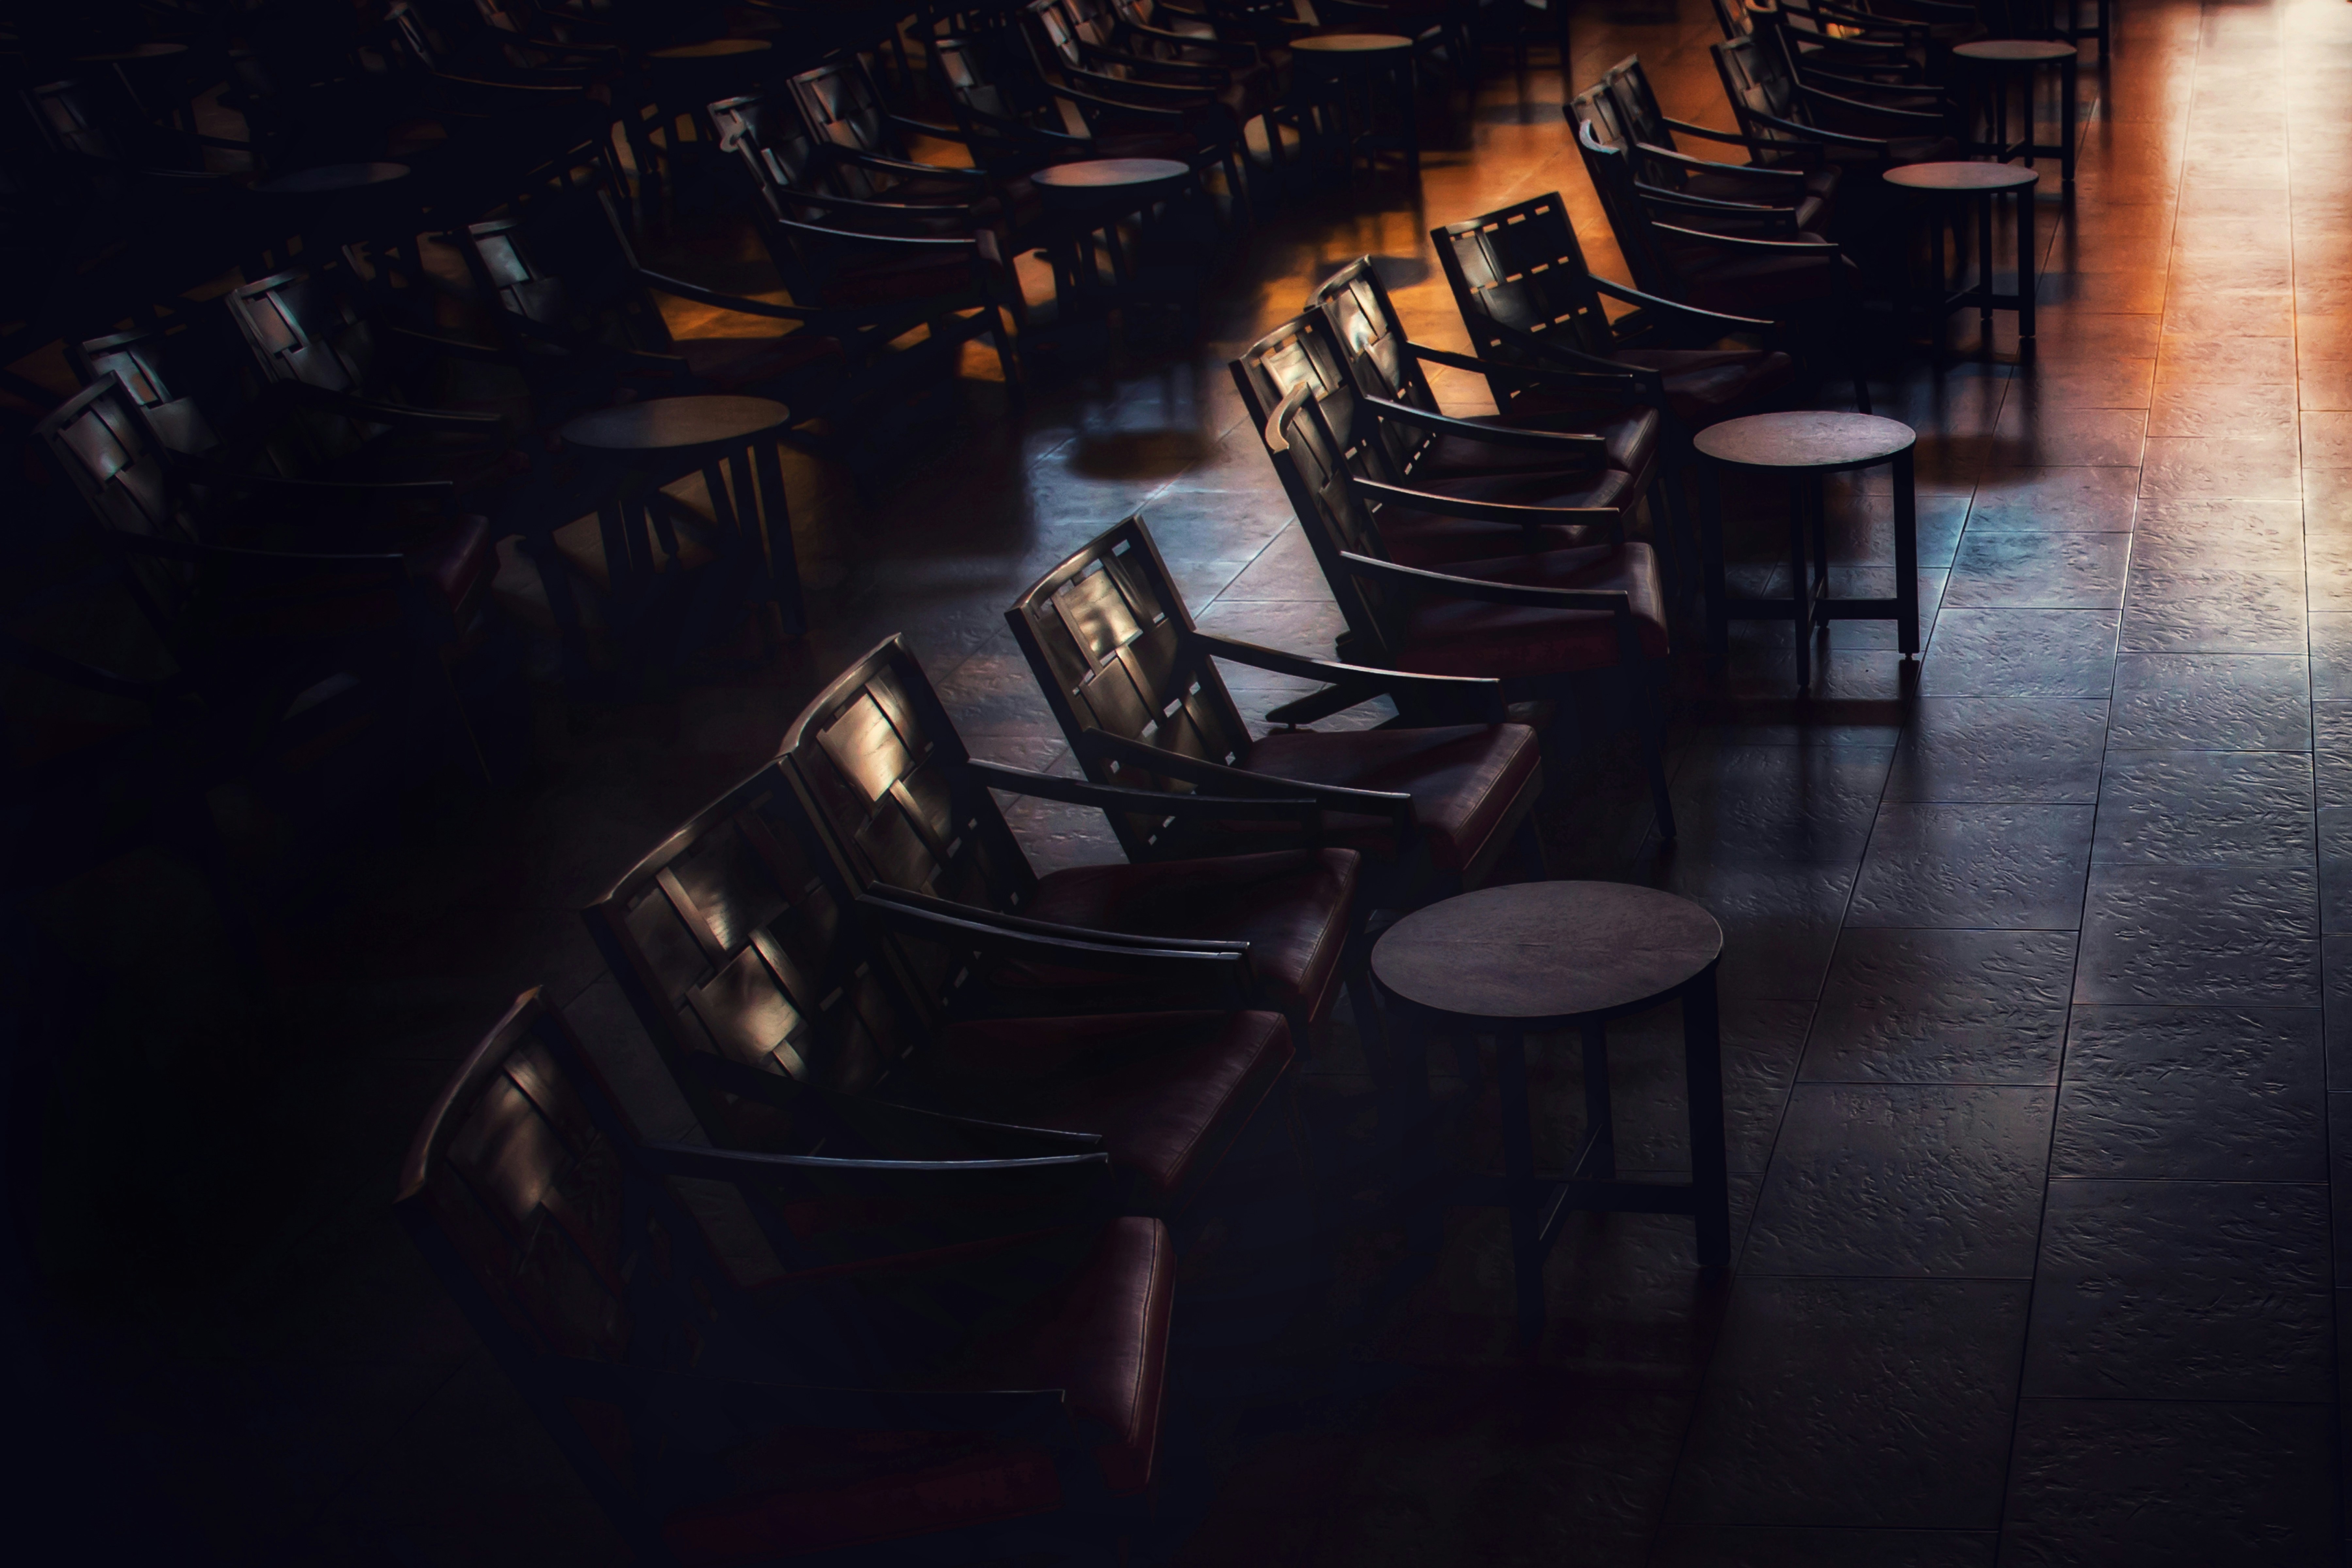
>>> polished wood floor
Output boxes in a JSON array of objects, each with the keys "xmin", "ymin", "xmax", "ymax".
[{"xmin": 35, "ymin": 0, "xmax": 2352, "ymax": 1560}]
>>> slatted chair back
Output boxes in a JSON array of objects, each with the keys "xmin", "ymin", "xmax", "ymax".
[
  {"xmin": 931, "ymin": 28, "xmax": 1075, "ymax": 156},
  {"xmin": 465, "ymin": 185, "xmax": 675, "ymax": 365},
  {"xmin": 1228, "ymin": 308, "xmax": 1376, "ymax": 489},
  {"xmin": 584, "ymin": 762, "xmax": 933, "ymax": 1150},
  {"xmin": 34, "ymin": 380, "xmax": 210, "ymax": 635},
  {"xmin": 1430, "ymin": 193, "xmax": 1618, "ymax": 406},
  {"xmin": 1245, "ymin": 375, "xmax": 1407, "ymax": 664},
  {"xmin": 71, "ymin": 318, "xmax": 243, "ymax": 457},
  {"xmin": 1712, "ymin": 32, "xmax": 1811, "ymax": 147},
  {"xmin": 1599, "ymin": 55, "xmax": 1714, "ymax": 194},
  {"xmin": 1024, "ymin": 0, "xmax": 1096, "ymax": 76},
  {"xmin": 709, "ymin": 89, "xmax": 832, "ymax": 197},
  {"xmin": 785, "ymin": 57, "xmax": 911, "ymax": 202},
  {"xmin": 224, "ymin": 265, "xmax": 394, "ymax": 468},
  {"xmin": 781, "ymin": 633, "xmax": 1042, "ymax": 919},
  {"xmin": 1710, "ymin": 0, "xmax": 1754, "ymax": 39},
  {"xmin": 1568, "ymin": 90, "xmax": 1681, "ymax": 297},
  {"xmin": 1306, "ymin": 256, "xmax": 1452, "ymax": 486},
  {"xmin": 1004, "ymin": 515, "xmax": 1258, "ymax": 859}
]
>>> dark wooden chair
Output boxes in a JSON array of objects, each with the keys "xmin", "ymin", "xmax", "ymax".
[
  {"xmin": 1569, "ymin": 79, "xmax": 1817, "ymax": 241},
  {"xmin": 1019, "ymin": 0, "xmax": 1255, "ymax": 209},
  {"xmin": 780, "ymin": 634, "xmax": 1364, "ymax": 1051},
  {"xmin": 1231, "ymin": 310, "xmax": 1636, "ymax": 571},
  {"xmin": 1306, "ymin": 254, "xmax": 1685, "ymax": 564},
  {"xmin": 1246, "ymin": 376, "xmax": 1678, "ymax": 836},
  {"xmin": 1007, "ymin": 514, "xmax": 1547, "ymax": 906},
  {"xmin": 1709, "ymin": 30, "xmax": 1957, "ymax": 175},
  {"xmin": 1572, "ymin": 95, "xmax": 1871, "ymax": 412},
  {"xmin": 785, "ymin": 55, "xmax": 1048, "ymax": 239},
  {"xmin": 584, "ymin": 760, "xmax": 1295, "ymax": 1221},
  {"xmin": 460, "ymin": 184, "xmax": 847, "ymax": 430},
  {"xmin": 399, "ymin": 988, "xmax": 1177, "ymax": 1567},
  {"xmin": 1599, "ymin": 55, "xmax": 1842, "ymax": 234},
  {"xmin": 1431, "ymin": 191, "xmax": 1798, "ymax": 437}
]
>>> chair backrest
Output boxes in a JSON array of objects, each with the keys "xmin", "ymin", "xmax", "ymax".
[
  {"xmin": 1004, "ymin": 515, "xmax": 1258, "ymax": 860},
  {"xmin": 710, "ymin": 88, "xmax": 831, "ymax": 197},
  {"xmin": 1567, "ymin": 91, "xmax": 1680, "ymax": 295},
  {"xmin": 780, "ymin": 634, "xmax": 1040, "ymax": 917},
  {"xmin": 584, "ymin": 761, "xmax": 935, "ymax": 1148},
  {"xmin": 1712, "ymin": 33, "xmax": 1807, "ymax": 144},
  {"xmin": 1603, "ymin": 55, "xmax": 1676, "ymax": 152},
  {"xmin": 224, "ymin": 265, "xmax": 394, "ymax": 469},
  {"xmin": 1711, "ymin": 0, "xmax": 1753, "ymax": 39},
  {"xmin": 1430, "ymin": 193, "xmax": 1617, "ymax": 394},
  {"xmin": 465, "ymin": 185, "xmax": 673, "ymax": 361},
  {"xmin": 1237, "ymin": 366, "xmax": 1405, "ymax": 662},
  {"xmin": 786, "ymin": 57, "xmax": 906, "ymax": 173},
  {"xmin": 932, "ymin": 30, "xmax": 1049, "ymax": 128},
  {"xmin": 34, "ymin": 380, "xmax": 206, "ymax": 633},
  {"xmin": 1306, "ymin": 256, "xmax": 1447, "ymax": 486},
  {"xmin": 1228, "ymin": 307, "xmax": 1373, "ymax": 489},
  {"xmin": 71, "ymin": 320, "xmax": 234, "ymax": 456},
  {"xmin": 1022, "ymin": 0, "xmax": 1097, "ymax": 78}
]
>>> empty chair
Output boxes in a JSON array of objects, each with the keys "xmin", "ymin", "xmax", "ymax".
[
  {"xmin": 399, "ymin": 988, "xmax": 1176, "ymax": 1566},
  {"xmin": 1248, "ymin": 377, "xmax": 1678, "ymax": 835},
  {"xmin": 583, "ymin": 760, "xmax": 1296, "ymax": 1221},
  {"xmin": 780, "ymin": 635, "xmax": 1364, "ymax": 1049},
  {"xmin": 1007, "ymin": 514, "xmax": 1548, "ymax": 905},
  {"xmin": 1710, "ymin": 31, "xmax": 1957, "ymax": 177},
  {"xmin": 1601, "ymin": 55, "xmax": 1841, "ymax": 234}
]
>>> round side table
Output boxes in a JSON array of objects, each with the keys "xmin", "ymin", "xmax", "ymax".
[
  {"xmin": 1372, "ymin": 881, "xmax": 1729, "ymax": 1339},
  {"xmin": 1033, "ymin": 158, "xmax": 1200, "ymax": 338},
  {"xmin": 1292, "ymin": 33, "xmax": 1419, "ymax": 177},
  {"xmin": 253, "ymin": 161, "xmax": 418, "ymax": 279},
  {"xmin": 1692, "ymin": 411, "xmax": 1920, "ymax": 690},
  {"xmin": 1953, "ymin": 39, "xmax": 2079, "ymax": 188},
  {"xmin": 1885, "ymin": 161, "xmax": 2040, "ymax": 354},
  {"xmin": 556, "ymin": 395, "xmax": 804, "ymax": 672}
]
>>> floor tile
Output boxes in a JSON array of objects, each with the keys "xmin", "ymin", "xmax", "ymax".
[
  {"xmin": 1662, "ymin": 746, "xmax": 1895, "ymax": 865},
  {"xmin": 1651, "ymin": 1528, "xmax": 1996, "ymax": 1568},
  {"xmin": 1848, "ymin": 804, "xmax": 2094, "ymax": 929},
  {"xmin": 1942, "ymin": 531, "xmax": 2130, "ymax": 609},
  {"xmin": 2050, "ymin": 1007, "xmax": 2327, "ymax": 1181},
  {"xmin": 1882, "ymin": 699, "xmax": 2109, "ymax": 804},
  {"xmin": 2000, "ymin": 1400, "xmax": 2335, "ymax": 1564},
  {"xmin": 2130, "ymin": 498, "xmax": 2304, "ymax": 573},
  {"xmin": 1743, "ymin": 1084, "xmax": 2054, "ymax": 1278},
  {"xmin": 2107, "ymin": 653, "xmax": 2311, "ymax": 749},
  {"xmin": 1802, "ymin": 929, "xmax": 2076, "ymax": 1086},
  {"xmin": 1966, "ymin": 467, "xmax": 2141, "ymax": 531},
  {"xmin": 2088, "ymin": 749, "xmax": 2315, "ymax": 863},
  {"xmin": 1920, "ymin": 610, "xmax": 2119, "ymax": 698},
  {"xmin": 2118, "ymin": 566, "xmax": 2306, "ymax": 651},
  {"xmin": 2076, "ymin": 863, "xmax": 2321, "ymax": 1005},
  {"xmin": 1667, "ymin": 1277, "xmax": 2027, "ymax": 1529}
]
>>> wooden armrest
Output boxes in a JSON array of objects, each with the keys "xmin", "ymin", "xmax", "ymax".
[
  {"xmin": 1340, "ymin": 551, "xmax": 1634, "ymax": 613},
  {"xmin": 1361, "ymin": 395, "xmax": 1611, "ymax": 460},
  {"xmin": 1188, "ymin": 631, "xmax": 1508, "ymax": 719}
]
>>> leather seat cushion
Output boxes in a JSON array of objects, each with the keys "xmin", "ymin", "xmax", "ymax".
[
  {"xmin": 662, "ymin": 1217, "xmax": 1172, "ymax": 1565},
  {"xmin": 1374, "ymin": 467, "xmax": 1634, "ymax": 569},
  {"xmin": 1412, "ymin": 403, "xmax": 1659, "ymax": 481},
  {"xmin": 1674, "ymin": 236, "xmax": 1861, "ymax": 315},
  {"xmin": 1612, "ymin": 347, "xmax": 1797, "ymax": 425},
  {"xmin": 1394, "ymin": 541, "xmax": 1671, "ymax": 680},
  {"xmin": 900, "ymin": 1010, "xmax": 1293, "ymax": 1213},
  {"xmin": 1243, "ymin": 722, "xmax": 1541, "ymax": 873},
  {"xmin": 1021, "ymin": 848, "xmax": 1359, "ymax": 1025},
  {"xmin": 673, "ymin": 331, "xmax": 846, "ymax": 390}
]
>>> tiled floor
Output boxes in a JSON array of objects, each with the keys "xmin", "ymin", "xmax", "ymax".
[{"xmin": 28, "ymin": 0, "xmax": 2352, "ymax": 1560}]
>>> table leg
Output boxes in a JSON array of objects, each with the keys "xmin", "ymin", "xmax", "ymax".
[
  {"xmin": 1808, "ymin": 474, "xmax": 1829, "ymax": 612},
  {"xmin": 1702, "ymin": 461, "xmax": 1730, "ymax": 667},
  {"xmin": 1681, "ymin": 973, "xmax": 1731, "ymax": 1266},
  {"xmin": 1579, "ymin": 1018, "xmax": 1615, "ymax": 1180},
  {"xmin": 2017, "ymin": 185, "xmax": 2037, "ymax": 350},
  {"xmin": 1894, "ymin": 448, "xmax": 1920, "ymax": 657},
  {"xmin": 751, "ymin": 435, "xmax": 804, "ymax": 634},
  {"xmin": 1788, "ymin": 475, "xmax": 1812, "ymax": 690},
  {"xmin": 1977, "ymin": 189, "xmax": 1995, "ymax": 344},
  {"xmin": 2061, "ymin": 55, "xmax": 2078, "ymax": 187},
  {"xmin": 1494, "ymin": 1028, "xmax": 1545, "ymax": 1339}
]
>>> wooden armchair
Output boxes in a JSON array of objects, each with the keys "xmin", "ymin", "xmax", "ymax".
[
  {"xmin": 1007, "ymin": 514, "xmax": 1547, "ymax": 905},
  {"xmin": 584, "ymin": 760, "xmax": 1294, "ymax": 1222},
  {"xmin": 399, "ymin": 988, "xmax": 1175, "ymax": 1566},
  {"xmin": 1248, "ymin": 378, "xmax": 1678, "ymax": 837},
  {"xmin": 780, "ymin": 634, "xmax": 1365, "ymax": 1050}
]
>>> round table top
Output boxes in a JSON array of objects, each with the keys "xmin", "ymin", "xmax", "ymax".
[
  {"xmin": 1885, "ymin": 160, "xmax": 2041, "ymax": 192},
  {"xmin": 1034, "ymin": 157, "xmax": 1191, "ymax": 189},
  {"xmin": 1373, "ymin": 882, "xmax": 1723, "ymax": 1024},
  {"xmin": 1694, "ymin": 410, "xmax": 1918, "ymax": 470},
  {"xmin": 651, "ymin": 38, "xmax": 772, "ymax": 60},
  {"xmin": 257, "ymin": 162, "xmax": 411, "ymax": 197},
  {"xmin": 1295, "ymin": 31, "xmax": 1415, "ymax": 54},
  {"xmin": 562, "ymin": 395, "xmax": 791, "ymax": 452},
  {"xmin": 1954, "ymin": 38, "xmax": 2079, "ymax": 62}
]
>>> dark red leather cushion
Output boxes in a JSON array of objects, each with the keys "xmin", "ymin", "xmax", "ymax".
[
  {"xmin": 673, "ymin": 332, "xmax": 846, "ymax": 391},
  {"xmin": 1413, "ymin": 403, "xmax": 1659, "ymax": 482},
  {"xmin": 408, "ymin": 513, "xmax": 494, "ymax": 617},
  {"xmin": 1244, "ymin": 722, "xmax": 1541, "ymax": 873},
  {"xmin": 1393, "ymin": 541, "xmax": 1670, "ymax": 680},
  {"xmin": 662, "ymin": 1217, "xmax": 1173, "ymax": 1564},
  {"xmin": 1374, "ymin": 467, "xmax": 1636, "ymax": 568},
  {"xmin": 818, "ymin": 250, "xmax": 977, "ymax": 309},
  {"xmin": 1613, "ymin": 347, "xmax": 1797, "ymax": 425},
  {"xmin": 1674, "ymin": 234, "xmax": 1861, "ymax": 315},
  {"xmin": 897, "ymin": 1010, "xmax": 1293, "ymax": 1213},
  {"xmin": 1021, "ymin": 848, "xmax": 1358, "ymax": 1025}
]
